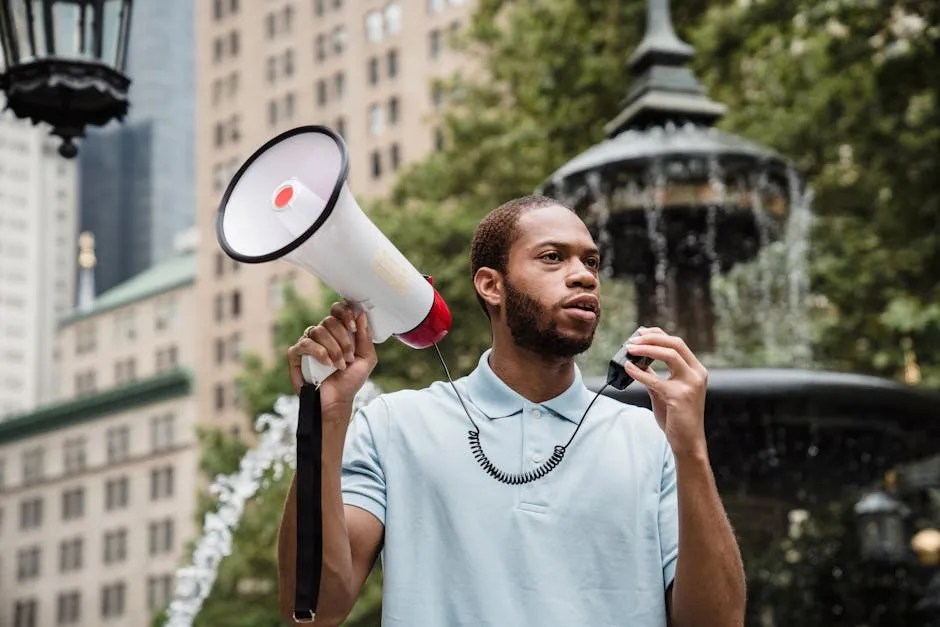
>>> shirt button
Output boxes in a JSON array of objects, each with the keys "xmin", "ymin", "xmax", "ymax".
[
  {"xmin": 532, "ymin": 453, "xmax": 543, "ymax": 463},
  {"xmin": 532, "ymin": 409, "xmax": 541, "ymax": 419}
]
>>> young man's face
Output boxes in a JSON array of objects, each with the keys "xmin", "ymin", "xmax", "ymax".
[{"xmin": 501, "ymin": 204, "xmax": 602, "ymax": 358}]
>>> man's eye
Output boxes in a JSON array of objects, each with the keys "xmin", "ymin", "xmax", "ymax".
[
  {"xmin": 586, "ymin": 257, "xmax": 600, "ymax": 268},
  {"xmin": 542, "ymin": 252, "xmax": 561, "ymax": 262}
]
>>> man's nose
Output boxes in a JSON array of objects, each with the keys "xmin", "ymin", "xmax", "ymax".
[{"xmin": 567, "ymin": 261, "xmax": 597, "ymax": 288}]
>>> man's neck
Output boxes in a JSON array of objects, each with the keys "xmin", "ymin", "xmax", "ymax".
[{"xmin": 487, "ymin": 340, "xmax": 576, "ymax": 404}]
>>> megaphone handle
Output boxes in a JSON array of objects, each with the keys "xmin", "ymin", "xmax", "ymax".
[{"xmin": 301, "ymin": 354, "xmax": 339, "ymax": 387}]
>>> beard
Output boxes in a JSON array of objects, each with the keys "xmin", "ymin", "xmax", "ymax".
[{"xmin": 503, "ymin": 278, "xmax": 599, "ymax": 359}]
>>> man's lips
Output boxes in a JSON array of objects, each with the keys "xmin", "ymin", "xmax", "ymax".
[{"xmin": 561, "ymin": 294, "xmax": 600, "ymax": 321}]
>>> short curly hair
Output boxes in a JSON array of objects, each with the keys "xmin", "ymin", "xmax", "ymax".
[{"xmin": 470, "ymin": 194, "xmax": 566, "ymax": 317}]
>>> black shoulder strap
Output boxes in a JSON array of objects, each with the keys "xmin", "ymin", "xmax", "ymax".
[{"xmin": 293, "ymin": 383, "xmax": 323, "ymax": 623}]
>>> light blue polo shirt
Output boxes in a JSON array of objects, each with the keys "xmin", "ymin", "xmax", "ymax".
[{"xmin": 342, "ymin": 349, "xmax": 679, "ymax": 627}]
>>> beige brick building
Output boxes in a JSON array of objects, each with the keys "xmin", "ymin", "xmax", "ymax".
[
  {"xmin": 0, "ymin": 254, "xmax": 198, "ymax": 627},
  {"xmin": 197, "ymin": 0, "xmax": 477, "ymax": 433}
]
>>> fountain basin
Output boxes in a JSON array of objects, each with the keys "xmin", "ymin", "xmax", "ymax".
[{"xmin": 591, "ymin": 369, "xmax": 940, "ymax": 548}]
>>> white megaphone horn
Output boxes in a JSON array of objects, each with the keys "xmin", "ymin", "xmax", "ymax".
[{"xmin": 216, "ymin": 125, "xmax": 452, "ymax": 387}]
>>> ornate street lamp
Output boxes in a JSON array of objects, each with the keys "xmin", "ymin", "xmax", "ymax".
[
  {"xmin": 0, "ymin": 0, "xmax": 134, "ymax": 158},
  {"xmin": 854, "ymin": 471, "xmax": 911, "ymax": 564}
]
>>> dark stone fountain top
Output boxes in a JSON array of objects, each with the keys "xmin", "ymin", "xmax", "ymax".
[
  {"xmin": 591, "ymin": 367, "xmax": 940, "ymax": 419},
  {"xmin": 539, "ymin": 123, "xmax": 791, "ymax": 195}
]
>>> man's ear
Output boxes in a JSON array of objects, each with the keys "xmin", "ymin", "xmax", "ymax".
[{"xmin": 473, "ymin": 268, "xmax": 503, "ymax": 312}]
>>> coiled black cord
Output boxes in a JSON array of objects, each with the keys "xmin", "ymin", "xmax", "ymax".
[{"xmin": 433, "ymin": 343, "xmax": 608, "ymax": 486}]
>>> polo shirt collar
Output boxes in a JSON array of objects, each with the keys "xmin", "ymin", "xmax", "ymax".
[{"xmin": 463, "ymin": 349, "xmax": 595, "ymax": 424}]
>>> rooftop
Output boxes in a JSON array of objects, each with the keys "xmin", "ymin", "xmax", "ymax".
[
  {"xmin": 0, "ymin": 369, "xmax": 193, "ymax": 445},
  {"xmin": 61, "ymin": 252, "xmax": 197, "ymax": 326}
]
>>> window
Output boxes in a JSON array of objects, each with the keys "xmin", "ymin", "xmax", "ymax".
[
  {"xmin": 268, "ymin": 99, "xmax": 278, "ymax": 126},
  {"xmin": 13, "ymin": 599, "xmax": 37, "ymax": 627},
  {"xmin": 391, "ymin": 143, "xmax": 401, "ymax": 170},
  {"xmin": 22, "ymin": 448, "xmax": 43, "ymax": 485},
  {"xmin": 314, "ymin": 0, "xmax": 324, "ymax": 16},
  {"xmin": 63, "ymin": 438, "xmax": 85, "ymax": 473},
  {"xmin": 105, "ymin": 477, "xmax": 129, "ymax": 511},
  {"xmin": 284, "ymin": 92, "xmax": 295, "ymax": 120},
  {"xmin": 387, "ymin": 49, "xmax": 398, "ymax": 78},
  {"xmin": 368, "ymin": 57, "xmax": 379, "ymax": 85},
  {"xmin": 149, "ymin": 518, "xmax": 175, "ymax": 555},
  {"xmin": 231, "ymin": 290, "xmax": 242, "ymax": 317},
  {"xmin": 388, "ymin": 96, "xmax": 400, "ymax": 124},
  {"xmin": 215, "ymin": 384, "xmax": 226, "ymax": 410},
  {"xmin": 265, "ymin": 13, "xmax": 276, "ymax": 38},
  {"xmin": 369, "ymin": 104, "xmax": 384, "ymax": 135},
  {"xmin": 434, "ymin": 127, "xmax": 445, "ymax": 151},
  {"xmin": 148, "ymin": 575, "xmax": 174, "ymax": 611},
  {"xmin": 429, "ymin": 29, "xmax": 442, "ymax": 58},
  {"xmin": 315, "ymin": 34, "xmax": 327, "ymax": 61},
  {"xmin": 62, "ymin": 488, "xmax": 85, "ymax": 521},
  {"xmin": 384, "ymin": 3, "xmax": 402, "ymax": 35},
  {"xmin": 371, "ymin": 151, "xmax": 382, "ymax": 179},
  {"xmin": 151, "ymin": 414, "xmax": 175, "ymax": 451},
  {"xmin": 215, "ymin": 294, "xmax": 225, "ymax": 321},
  {"xmin": 106, "ymin": 426, "xmax": 129, "ymax": 463},
  {"xmin": 332, "ymin": 26, "xmax": 346, "ymax": 53},
  {"xmin": 432, "ymin": 81, "xmax": 444, "ymax": 108},
  {"xmin": 59, "ymin": 538, "xmax": 83, "ymax": 572},
  {"xmin": 155, "ymin": 298, "xmax": 177, "ymax": 331},
  {"xmin": 283, "ymin": 48, "xmax": 295, "ymax": 76},
  {"xmin": 150, "ymin": 466, "xmax": 174, "ymax": 500},
  {"xmin": 266, "ymin": 56, "xmax": 277, "ymax": 83},
  {"xmin": 317, "ymin": 79, "xmax": 328, "ymax": 105},
  {"xmin": 334, "ymin": 72, "xmax": 345, "ymax": 98},
  {"xmin": 282, "ymin": 4, "xmax": 294, "ymax": 31},
  {"xmin": 336, "ymin": 117, "xmax": 346, "ymax": 137},
  {"xmin": 427, "ymin": 0, "xmax": 444, "ymax": 14},
  {"xmin": 365, "ymin": 11, "xmax": 383, "ymax": 43},
  {"xmin": 101, "ymin": 582, "xmax": 125, "ymax": 619},
  {"xmin": 19, "ymin": 498, "xmax": 42, "ymax": 529},
  {"xmin": 16, "ymin": 546, "xmax": 40, "ymax": 580},
  {"xmin": 230, "ymin": 333, "xmax": 242, "ymax": 361},
  {"xmin": 103, "ymin": 529, "xmax": 128, "ymax": 563},
  {"xmin": 215, "ymin": 337, "xmax": 226, "ymax": 364},
  {"xmin": 57, "ymin": 591, "xmax": 81, "ymax": 624}
]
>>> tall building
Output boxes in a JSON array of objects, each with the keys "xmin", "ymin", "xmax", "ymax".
[
  {"xmin": 0, "ymin": 106, "xmax": 79, "ymax": 419},
  {"xmin": 0, "ymin": 252, "xmax": 198, "ymax": 627},
  {"xmin": 79, "ymin": 0, "xmax": 195, "ymax": 294},
  {"xmin": 196, "ymin": 0, "xmax": 477, "ymax": 431}
]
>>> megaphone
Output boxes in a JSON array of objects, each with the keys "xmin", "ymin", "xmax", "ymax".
[{"xmin": 216, "ymin": 125, "xmax": 452, "ymax": 386}]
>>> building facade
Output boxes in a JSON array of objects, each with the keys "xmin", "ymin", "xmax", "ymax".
[
  {"xmin": 0, "ymin": 106, "xmax": 79, "ymax": 419},
  {"xmin": 79, "ymin": 0, "xmax": 195, "ymax": 295},
  {"xmin": 0, "ymin": 254, "xmax": 198, "ymax": 627},
  {"xmin": 196, "ymin": 0, "xmax": 477, "ymax": 432}
]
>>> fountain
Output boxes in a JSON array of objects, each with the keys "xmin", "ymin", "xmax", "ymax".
[{"xmin": 539, "ymin": 0, "xmax": 940, "ymax": 623}]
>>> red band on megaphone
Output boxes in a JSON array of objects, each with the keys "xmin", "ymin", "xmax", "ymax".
[{"xmin": 398, "ymin": 281, "xmax": 452, "ymax": 349}]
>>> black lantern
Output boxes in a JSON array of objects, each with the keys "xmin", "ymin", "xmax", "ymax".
[
  {"xmin": 0, "ymin": 0, "xmax": 134, "ymax": 158},
  {"xmin": 854, "ymin": 475, "xmax": 911, "ymax": 564}
]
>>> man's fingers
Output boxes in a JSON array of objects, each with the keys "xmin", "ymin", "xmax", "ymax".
[
  {"xmin": 330, "ymin": 301, "xmax": 358, "ymax": 333},
  {"xmin": 322, "ymin": 316, "xmax": 355, "ymax": 362},
  {"xmin": 354, "ymin": 312, "xmax": 374, "ymax": 358},
  {"xmin": 626, "ymin": 344, "xmax": 687, "ymax": 376},
  {"xmin": 307, "ymin": 327, "xmax": 347, "ymax": 371},
  {"xmin": 633, "ymin": 330, "xmax": 705, "ymax": 375},
  {"xmin": 623, "ymin": 360, "xmax": 661, "ymax": 390}
]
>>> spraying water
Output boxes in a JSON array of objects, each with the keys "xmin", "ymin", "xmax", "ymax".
[{"xmin": 164, "ymin": 381, "xmax": 383, "ymax": 627}]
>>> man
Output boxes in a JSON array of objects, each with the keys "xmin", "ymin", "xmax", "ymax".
[{"xmin": 278, "ymin": 195, "xmax": 746, "ymax": 626}]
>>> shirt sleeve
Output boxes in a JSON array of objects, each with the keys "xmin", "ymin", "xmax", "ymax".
[
  {"xmin": 659, "ymin": 440, "xmax": 679, "ymax": 590},
  {"xmin": 341, "ymin": 396, "xmax": 389, "ymax": 526}
]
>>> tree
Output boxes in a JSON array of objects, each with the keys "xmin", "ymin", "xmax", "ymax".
[{"xmin": 692, "ymin": 0, "xmax": 940, "ymax": 387}]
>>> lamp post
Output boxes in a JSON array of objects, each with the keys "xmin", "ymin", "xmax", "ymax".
[
  {"xmin": 854, "ymin": 471, "xmax": 911, "ymax": 565},
  {"xmin": 0, "ymin": 0, "xmax": 134, "ymax": 158}
]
